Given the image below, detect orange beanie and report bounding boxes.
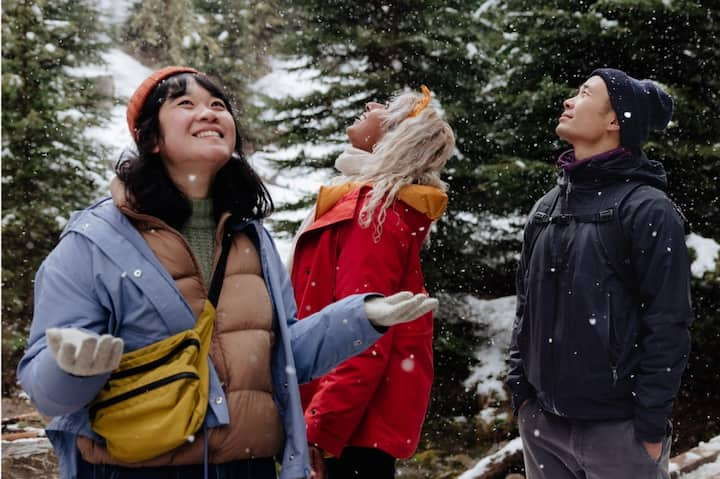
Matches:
[126,66,199,140]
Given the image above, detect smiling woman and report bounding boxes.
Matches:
[16,66,440,479]
[153,78,236,193]
[119,68,270,232]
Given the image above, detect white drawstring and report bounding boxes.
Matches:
[203,422,208,479]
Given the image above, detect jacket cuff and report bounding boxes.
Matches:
[306,423,347,459]
[633,408,668,443]
[25,350,109,417]
[362,293,388,333]
[508,379,535,416]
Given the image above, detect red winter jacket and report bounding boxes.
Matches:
[290,183,447,459]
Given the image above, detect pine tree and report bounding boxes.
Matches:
[122,0,282,145]
[1,0,110,390]
[264,1,534,294]
[189,0,283,145]
[122,0,202,66]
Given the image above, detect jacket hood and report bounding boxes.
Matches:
[315,182,448,221]
[558,148,668,191]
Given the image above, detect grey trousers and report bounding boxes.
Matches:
[518,398,671,479]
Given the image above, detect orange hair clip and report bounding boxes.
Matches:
[407,85,431,118]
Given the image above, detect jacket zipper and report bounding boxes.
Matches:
[90,372,200,419]
[611,367,619,388]
[565,177,573,202]
[608,292,619,388]
[550,176,571,417]
[109,338,200,380]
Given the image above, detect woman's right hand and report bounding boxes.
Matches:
[308,444,326,479]
[46,328,123,376]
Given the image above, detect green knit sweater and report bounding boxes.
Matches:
[180,199,216,283]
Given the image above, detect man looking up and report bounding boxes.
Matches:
[508,68,694,479]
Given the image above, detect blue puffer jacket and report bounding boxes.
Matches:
[508,148,694,443]
[17,198,383,479]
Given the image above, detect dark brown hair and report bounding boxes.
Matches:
[116,72,272,229]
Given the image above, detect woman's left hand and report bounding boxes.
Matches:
[308,444,326,479]
[365,292,438,327]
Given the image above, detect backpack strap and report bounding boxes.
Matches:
[588,181,646,290]
[207,218,255,308]
[207,223,234,308]
[524,181,645,290]
[522,187,561,262]
[524,180,688,292]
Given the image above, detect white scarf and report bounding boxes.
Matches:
[286,146,376,271]
[333,145,378,178]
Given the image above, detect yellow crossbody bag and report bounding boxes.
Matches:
[88,300,214,462]
[88,224,234,463]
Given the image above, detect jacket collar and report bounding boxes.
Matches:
[556,147,668,191]
[314,182,447,222]
[556,147,629,172]
[110,176,232,246]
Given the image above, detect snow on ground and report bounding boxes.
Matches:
[686,233,720,278]
[463,295,516,402]
[458,435,720,479]
[673,435,720,478]
[96,0,134,25]
[251,57,327,100]
[81,49,152,164]
[250,57,341,259]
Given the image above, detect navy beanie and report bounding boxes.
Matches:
[591,68,673,148]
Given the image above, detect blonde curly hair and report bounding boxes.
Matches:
[344,89,455,239]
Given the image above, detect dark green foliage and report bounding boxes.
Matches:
[122,0,197,66]
[188,0,282,144]
[2,0,110,392]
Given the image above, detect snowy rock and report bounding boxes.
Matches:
[457,437,523,479]
[671,435,720,478]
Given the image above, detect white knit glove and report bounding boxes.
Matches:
[364,292,439,328]
[46,328,124,376]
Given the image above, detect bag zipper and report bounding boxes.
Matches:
[90,371,199,419]
[109,338,200,380]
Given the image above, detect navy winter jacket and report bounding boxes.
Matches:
[507,148,694,443]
